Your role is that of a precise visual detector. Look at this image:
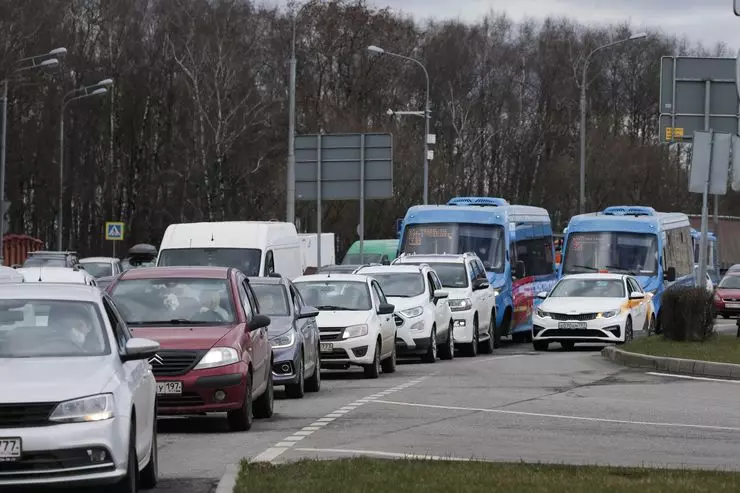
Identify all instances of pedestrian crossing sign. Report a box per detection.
[105,222,125,241]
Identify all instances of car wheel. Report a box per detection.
[617,317,633,345]
[480,315,495,354]
[285,354,305,399]
[140,408,158,489]
[422,326,437,363]
[439,320,455,360]
[363,340,381,379]
[492,312,502,349]
[381,339,397,373]
[463,318,478,357]
[227,373,253,432]
[532,341,548,351]
[112,420,138,493]
[253,371,274,419]
[305,345,321,393]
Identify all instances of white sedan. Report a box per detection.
[0,283,160,492]
[532,273,653,351]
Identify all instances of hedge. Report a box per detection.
[660,286,714,342]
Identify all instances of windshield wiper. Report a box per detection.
[127,319,211,326]
[315,305,350,311]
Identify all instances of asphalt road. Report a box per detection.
[150,331,740,492]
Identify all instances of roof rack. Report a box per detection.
[447,196,508,207]
[601,206,656,217]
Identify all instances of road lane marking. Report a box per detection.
[647,372,740,384]
[370,399,740,432]
[295,447,473,461]
[250,376,429,464]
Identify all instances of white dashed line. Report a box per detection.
[250,376,428,464]
[647,372,740,384]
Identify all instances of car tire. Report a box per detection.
[253,371,274,419]
[532,341,548,351]
[480,315,495,354]
[305,345,321,393]
[381,339,397,373]
[363,341,381,379]
[439,320,455,360]
[227,373,253,432]
[285,353,305,399]
[112,419,138,493]
[463,318,478,357]
[140,408,158,490]
[421,327,437,363]
[617,317,633,345]
[492,313,502,349]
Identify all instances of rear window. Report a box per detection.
[251,284,290,316]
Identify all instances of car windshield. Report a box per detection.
[110,278,236,325]
[0,300,109,358]
[402,262,468,288]
[251,284,290,316]
[363,272,425,297]
[294,280,371,311]
[401,223,505,272]
[80,262,112,278]
[562,232,658,276]
[158,248,262,276]
[549,278,625,298]
[342,253,383,265]
[719,276,740,289]
[23,256,68,267]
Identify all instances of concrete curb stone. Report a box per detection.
[214,463,239,493]
[601,346,740,380]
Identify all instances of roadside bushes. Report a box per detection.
[660,286,715,342]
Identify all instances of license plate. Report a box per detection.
[0,438,21,462]
[156,382,182,395]
[558,322,587,329]
[320,343,334,353]
[727,303,740,309]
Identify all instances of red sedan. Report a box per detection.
[107,266,273,432]
[714,273,740,319]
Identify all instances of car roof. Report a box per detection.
[16,267,92,283]
[247,276,286,286]
[560,273,626,281]
[293,273,369,283]
[0,282,102,301]
[395,254,466,264]
[119,266,231,280]
[28,250,77,256]
[80,257,117,263]
[355,265,423,274]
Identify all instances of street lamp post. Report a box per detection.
[367,45,431,205]
[0,48,66,263]
[579,32,647,214]
[58,79,113,251]
[287,0,320,225]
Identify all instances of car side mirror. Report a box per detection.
[433,289,449,299]
[121,338,160,362]
[629,291,645,300]
[473,279,490,291]
[377,302,395,315]
[513,261,526,280]
[297,306,319,319]
[248,314,271,331]
[664,266,676,282]
[381,257,390,265]
[536,291,548,300]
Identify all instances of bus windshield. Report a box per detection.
[401,223,505,272]
[562,232,658,276]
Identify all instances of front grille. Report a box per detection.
[0,402,56,429]
[320,348,349,360]
[158,392,205,407]
[549,312,597,321]
[0,447,114,474]
[319,327,344,342]
[723,298,740,302]
[149,350,204,377]
[393,314,404,327]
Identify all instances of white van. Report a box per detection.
[298,233,335,272]
[156,221,303,279]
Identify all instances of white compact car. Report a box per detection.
[532,273,654,351]
[392,253,496,356]
[355,264,454,363]
[293,273,397,378]
[79,257,123,278]
[0,283,160,492]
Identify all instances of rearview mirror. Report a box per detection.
[664,266,676,282]
[433,289,449,299]
[377,302,395,315]
[121,338,160,362]
[536,291,548,300]
[472,278,490,291]
[297,306,319,319]
[629,291,645,300]
[249,314,271,331]
[513,261,526,280]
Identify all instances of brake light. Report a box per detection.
[599,269,609,273]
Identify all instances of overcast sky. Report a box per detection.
[369,0,740,49]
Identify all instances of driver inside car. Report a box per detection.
[54,305,102,353]
[195,290,230,322]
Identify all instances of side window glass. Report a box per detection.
[426,272,435,299]
[372,282,386,305]
[238,280,253,320]
[245,283,260,317]
[289,285,301,314]
[103,298,127,351]
[468,262,477,281]
[476,261,487,280]
[265,251,275,275]
[432,272,443,291]
[369,283,381,306]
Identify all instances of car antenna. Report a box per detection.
[38,266,42,282]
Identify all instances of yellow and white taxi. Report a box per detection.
[531,273,653,351]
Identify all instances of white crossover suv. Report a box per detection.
[354,264,454,363]
[392,253,496,357]
[292,273,397,378]
[532,273,654,351]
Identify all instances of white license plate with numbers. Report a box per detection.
[157,382,182,395]
[0,438,21,461]
[320,343,334,352]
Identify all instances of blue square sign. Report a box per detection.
[105,222,125,241]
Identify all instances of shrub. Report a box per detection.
[660,286,714,342]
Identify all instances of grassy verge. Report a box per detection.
[622,334,740,365]
[234,458,740,493]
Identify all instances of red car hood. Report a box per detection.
[131,325,238,350]
[717,288,740,298]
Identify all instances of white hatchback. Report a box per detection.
[532,273,654,350]
[293,273,397,378]
[355,264,454,363]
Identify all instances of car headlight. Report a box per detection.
[597,310,619,319]
[536,307,549,318]
[194,347,240,370]
[49,394,114,423]
[342,324,368,339]
[492,289,500,297]
[270,329,296,349]
[448,298,472,311]
[400,306,424,318]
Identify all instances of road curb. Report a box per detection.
[214,463,239,493]
[601,346,740,380]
